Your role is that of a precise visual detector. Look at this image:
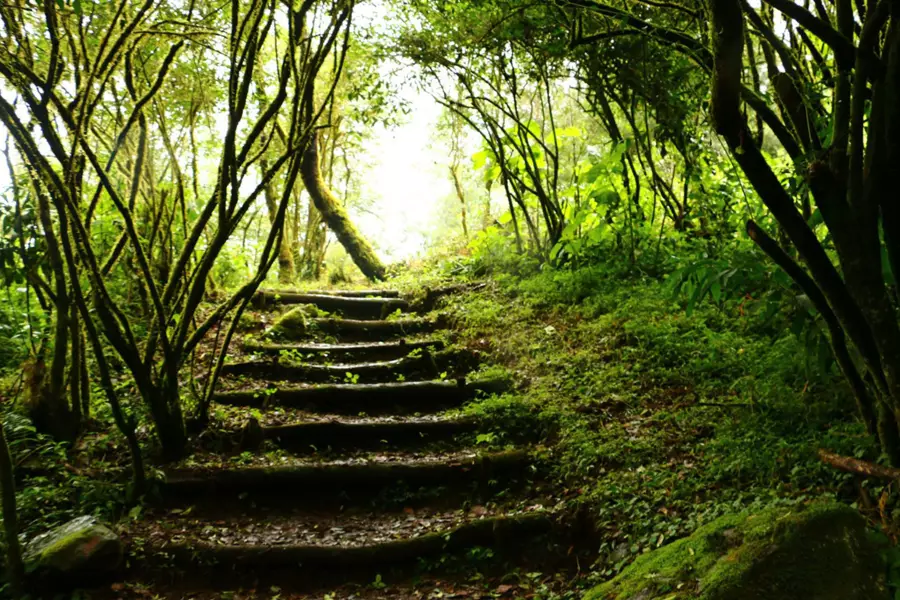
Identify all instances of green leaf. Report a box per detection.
[710,280,722,303]
[472,149,490,171]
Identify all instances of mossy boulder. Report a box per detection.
[24,515,123,580]
[266,305,323,340]
[585,503,889,600]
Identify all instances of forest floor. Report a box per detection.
[14,264,882,599]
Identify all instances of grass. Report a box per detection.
[442,262,877,584]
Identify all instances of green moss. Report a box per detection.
[24,516,123,576]
[585,503,888,600]
[266,305,322,340]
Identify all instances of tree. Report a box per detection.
[0,0,357,462]
[386,0,900,462]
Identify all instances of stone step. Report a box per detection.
[254,291,410,320]
[213,379,510,415]
[221,349,477,384]
[280,316,442,342]
[160,449,530,506]
[258,415,479,452]
[134,506,552,589]
[266,288,402,298]
[242,338,446,363]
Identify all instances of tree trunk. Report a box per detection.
[31,186,74,441]
[483,177,494,230]
[69,307,83,428]
[0,418,24,588]
[261,160,295,285]
[450,164,469,239]
[300,132,386,281]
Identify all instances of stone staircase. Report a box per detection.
[131,288,557,594]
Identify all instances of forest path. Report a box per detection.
[122,287,562,598]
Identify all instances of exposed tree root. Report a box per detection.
[213,379,511,414]
[253,291,409,320]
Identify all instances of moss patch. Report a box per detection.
[24,515,123,577]
[266,305,323,340]
[585,503,888,600]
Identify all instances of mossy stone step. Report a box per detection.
[268,312,442,342]
[242,339,446,362]
[137,511,552,590]
[221,349,477,384]
[261,288,401,299]
[160,449,530,506]
[253,291,409,319]
[213,379,510,415]
[258,416,480,452]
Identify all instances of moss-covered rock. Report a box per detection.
[585,503,888,600]
[266,305,322,340]
[24,515,123,580]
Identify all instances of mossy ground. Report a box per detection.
[586,503,887,600]
[424,262,893,595]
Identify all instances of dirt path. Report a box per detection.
[110,288,569,598]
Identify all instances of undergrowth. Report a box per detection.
[445,260,877,583]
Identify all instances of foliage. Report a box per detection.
[445,249,880,584]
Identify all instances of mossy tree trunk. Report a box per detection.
[300,131,387,282]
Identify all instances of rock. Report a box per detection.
[266,305,320,340]
[585,503,889,600]
[24,515,123,581]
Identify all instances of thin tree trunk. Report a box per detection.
[32,184,73,440]
[483,177,494,230]
[450,164,469,239]
[0,418,24,588]
[260,159,295,284]
[70,307,83,428]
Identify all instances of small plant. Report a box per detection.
[344,371,360,384]
[278,348,303,362]
[475,432,498,445]
[232,451,256,465]
[370,574,387,590]
[252,387,278,400]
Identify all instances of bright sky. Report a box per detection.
[352,86,455,262]
[341,2,460,262]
